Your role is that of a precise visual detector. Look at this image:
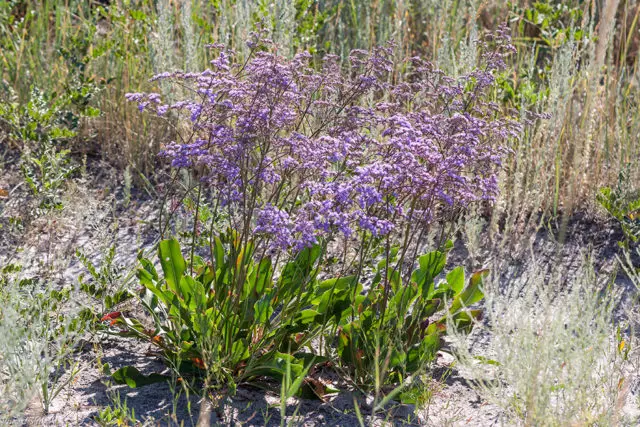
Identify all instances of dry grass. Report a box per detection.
[3,1,638,220]
[492,0,640,245]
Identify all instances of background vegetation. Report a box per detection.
[2,0,639,222]
[2,0,640,425]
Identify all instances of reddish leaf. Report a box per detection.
[100,311,122,322]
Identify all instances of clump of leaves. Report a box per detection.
[317,242,486,387]
[597,166,640,247]
[102,235,333,398]
[100,235,484,403]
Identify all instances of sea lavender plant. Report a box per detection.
[120,25,526,393]
[127,25,521,278]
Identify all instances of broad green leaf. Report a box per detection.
[313,276,359,323]
[254,295,274,324]
[158,239,186,293]
[212,235,225,269]
[246,257,273,298]
[137,255,158,286]
[178,276,198,310]
[231,339,250,365]
[141,280,172,308]
[420,298,441,318]
[284,356,313,399]
[248,352,304,381]
[412,249,447,296]
[294,352,330,367]
[316,276,354,292]
[446,266,465,294]
[389,349,406,369]
[278,245,322,298]
[449,269,488,314]
[294,309,321,325]
[111,366,168,388]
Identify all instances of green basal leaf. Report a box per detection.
[254,257,273,295]
[111,366,169,388]
[231,339,250,365]
[158,239,186,294]
[412,249,448,297]
[446,266,465,295]
[254,294,275,325]
[278,244,322,298]
[177,275,198,310]
[313,276,360,324]
[294,309,321,325]
[248,352,304,381]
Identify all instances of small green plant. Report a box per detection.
[93,391,138,427]
[20,143,75,210]
[597,167,640,247]
[0,84,99,210]
[517,1,585,49]
[77,244,133,314]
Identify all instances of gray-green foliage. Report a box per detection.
[450,258,628,425]
[0,265,85,420]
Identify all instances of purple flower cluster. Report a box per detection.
[127,26,522,253]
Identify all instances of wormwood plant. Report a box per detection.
[0,264,87,420]
[449,259,628,425]
[112,26,525,395]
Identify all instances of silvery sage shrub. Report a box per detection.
[127,26,521,267]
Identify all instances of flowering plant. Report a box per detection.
[127,26,519,263]
[120,26,523,391]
